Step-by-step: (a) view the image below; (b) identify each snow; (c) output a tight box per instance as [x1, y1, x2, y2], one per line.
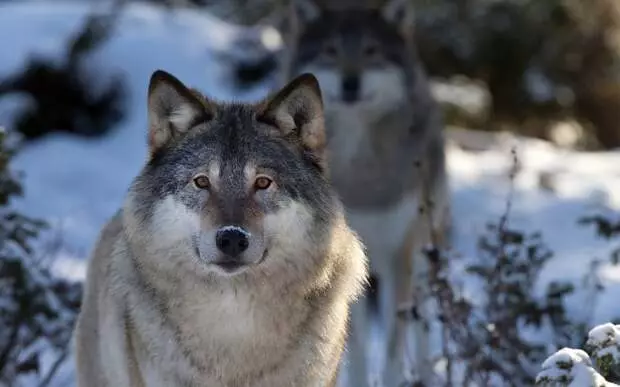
[589, 324, 620, 348]
[443, 132, 620, 360]
[587, 323, 620, 371]
[536, 347, 615, 386]
[1, 1, 620, 386]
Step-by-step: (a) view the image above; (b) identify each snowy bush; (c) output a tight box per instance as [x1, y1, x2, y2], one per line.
[0, 128, 82, 384]
[417, 177, 620, 386]
[536, 323, 620, 386]
[414, 150, 589, 386]
[422, 222, 579, 386]
[536, 347, 615, 387]
[585, 324, 620, 383]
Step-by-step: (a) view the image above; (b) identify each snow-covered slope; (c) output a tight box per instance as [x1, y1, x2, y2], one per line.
[1, 2, 619, 386]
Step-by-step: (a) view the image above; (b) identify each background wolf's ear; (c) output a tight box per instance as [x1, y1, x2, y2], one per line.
[290, 0, 322, 25]
[278, 0, 321, 37]
[258, 73, 326, 163]
[147, 70, 212, 154]
[380, 0, 416, 36]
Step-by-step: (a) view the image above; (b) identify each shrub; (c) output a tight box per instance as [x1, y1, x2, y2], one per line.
[0, 128, 82, 385]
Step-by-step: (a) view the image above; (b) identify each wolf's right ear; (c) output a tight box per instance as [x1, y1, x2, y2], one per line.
[258, 73, 326, 166]
[147, 70, 213, 154]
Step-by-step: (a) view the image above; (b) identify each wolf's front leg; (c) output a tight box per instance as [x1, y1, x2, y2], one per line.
[381, 251, 412, 387]
[407, 201, 452, 386]
[409, 247, 432, 385]
[346, 296, 370, 387]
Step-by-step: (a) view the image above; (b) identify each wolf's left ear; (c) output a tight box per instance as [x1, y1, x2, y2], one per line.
[147, 70, 213, 154]
[381, 0, 416, 36]
[258, 74, 326, 162]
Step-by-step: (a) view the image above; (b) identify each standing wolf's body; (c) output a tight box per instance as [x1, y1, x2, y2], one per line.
[73, 70, 368, 387]
[280, 1, 451, 385]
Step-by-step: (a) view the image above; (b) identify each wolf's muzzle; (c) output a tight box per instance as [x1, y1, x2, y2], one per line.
[341, 75, 360, 103]
[215, 226, 250, 257]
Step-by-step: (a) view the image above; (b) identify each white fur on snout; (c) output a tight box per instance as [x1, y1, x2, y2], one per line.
[263, 200, 314, 264]
[150, 196, 202, 247]
[297, 65, 407, 121]
[363, 66, 407, 114]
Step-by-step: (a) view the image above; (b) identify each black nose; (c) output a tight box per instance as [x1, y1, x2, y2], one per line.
[341, 75, 360, 103]
[215, 227, 250, 257]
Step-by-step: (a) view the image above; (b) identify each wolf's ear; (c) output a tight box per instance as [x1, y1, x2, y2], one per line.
[279, 0, 321, 37]
[147, 70, 213, 154]
[381, 0, 415, 36]
[290, 0, 322, 25]
[258, 73, 326, 161]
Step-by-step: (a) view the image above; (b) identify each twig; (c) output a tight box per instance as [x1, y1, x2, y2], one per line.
[497, 146, 518, 235]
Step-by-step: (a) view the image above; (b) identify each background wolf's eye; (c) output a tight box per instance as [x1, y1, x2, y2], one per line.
[193, 175, 210, 189]
[363, 43, 379, 58]
[323, 43, 338, 58]
[254, 176, 272, 190]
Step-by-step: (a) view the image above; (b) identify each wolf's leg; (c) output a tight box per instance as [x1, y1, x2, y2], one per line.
[381, 247, 413, 387]
[409, 192, 452, 385]
[347, 295, 370, 387]
[409, 245, 431, 385]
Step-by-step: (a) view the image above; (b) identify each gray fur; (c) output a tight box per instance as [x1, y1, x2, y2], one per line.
[279, 1, 451, 386]
[73, 70, 368, 387]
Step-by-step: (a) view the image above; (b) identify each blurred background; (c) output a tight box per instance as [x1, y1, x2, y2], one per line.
[0, 0, 619, 386]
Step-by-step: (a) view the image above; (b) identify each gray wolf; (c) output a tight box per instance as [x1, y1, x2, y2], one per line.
[73, 69, 368, 387]
[279, 0, 452, 385]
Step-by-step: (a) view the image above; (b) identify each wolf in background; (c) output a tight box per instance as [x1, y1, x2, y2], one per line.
[73, 70, 368, 387]
[279, 0, 452, 385]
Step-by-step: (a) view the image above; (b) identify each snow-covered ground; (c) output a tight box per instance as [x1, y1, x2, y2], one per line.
[1, 1, 620, 386]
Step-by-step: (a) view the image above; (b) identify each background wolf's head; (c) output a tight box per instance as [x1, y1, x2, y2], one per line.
[282, 0, 417, 115]
[124, 70, 342, 281]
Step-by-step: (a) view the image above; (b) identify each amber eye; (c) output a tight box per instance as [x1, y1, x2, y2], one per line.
[193, 175, 210, 190]
[254, 176, 273, 190]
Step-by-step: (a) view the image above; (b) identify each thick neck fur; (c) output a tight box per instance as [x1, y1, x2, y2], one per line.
[111, 209, 365, 386]
[324, 66, 444, 209]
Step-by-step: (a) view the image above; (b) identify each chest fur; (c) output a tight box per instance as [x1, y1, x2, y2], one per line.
[346, 194, 420, 266]
[128, 283, 309, 385]
[325, 107, 421, 209]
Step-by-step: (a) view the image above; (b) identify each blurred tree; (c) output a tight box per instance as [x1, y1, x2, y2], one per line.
[412, 0, 620, 148]
[0, 128, 82, 384]
[0, 8, 126, 141]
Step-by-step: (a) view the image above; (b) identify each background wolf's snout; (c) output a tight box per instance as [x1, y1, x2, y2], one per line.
[215, 227, 250, 257]
[341, 75, 360, 103]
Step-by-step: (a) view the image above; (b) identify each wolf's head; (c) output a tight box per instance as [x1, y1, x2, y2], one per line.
[124, 70, 343, 280]
[282, 0, 416, 114]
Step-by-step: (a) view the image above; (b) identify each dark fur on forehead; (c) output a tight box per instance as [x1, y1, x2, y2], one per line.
[141, 99, 334, 217]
